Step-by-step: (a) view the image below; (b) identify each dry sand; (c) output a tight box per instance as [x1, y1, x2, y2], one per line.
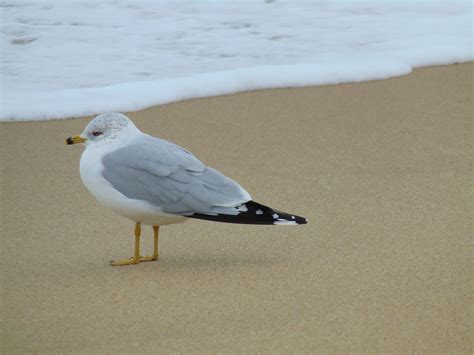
[1, 63, 472, 353]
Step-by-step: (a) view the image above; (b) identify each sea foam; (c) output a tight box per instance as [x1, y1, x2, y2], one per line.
[1, 0, 472, 121]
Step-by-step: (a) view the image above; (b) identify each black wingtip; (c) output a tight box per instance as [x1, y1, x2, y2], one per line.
[270, 211, 307, 225]
[188, 200, 307, 226]
[294, 216, 308, 225]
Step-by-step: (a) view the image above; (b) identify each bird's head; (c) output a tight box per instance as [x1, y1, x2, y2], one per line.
[65, 112, 138, 146]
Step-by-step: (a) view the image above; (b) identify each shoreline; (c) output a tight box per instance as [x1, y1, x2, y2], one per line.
[1, 62, 471, 122]
[1, 62, 472, 353]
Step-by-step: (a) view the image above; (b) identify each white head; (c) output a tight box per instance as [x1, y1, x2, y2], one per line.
[66, 112, 139, 146]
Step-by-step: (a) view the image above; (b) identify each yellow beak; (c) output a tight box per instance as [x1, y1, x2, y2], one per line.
[65, 135, 87, 145]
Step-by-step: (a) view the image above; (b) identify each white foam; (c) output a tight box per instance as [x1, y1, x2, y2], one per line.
[1, 0, 472, 121]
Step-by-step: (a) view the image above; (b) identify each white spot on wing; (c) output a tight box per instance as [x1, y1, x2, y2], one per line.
[256, 209, 263, 215]
[236, 204, 248, 212]
[272, 213, 279, 219]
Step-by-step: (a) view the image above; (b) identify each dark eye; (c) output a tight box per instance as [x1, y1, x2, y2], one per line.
[92, 131, 103, 137]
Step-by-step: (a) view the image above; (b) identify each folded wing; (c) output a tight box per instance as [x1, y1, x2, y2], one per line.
[102, 137, 251, 216]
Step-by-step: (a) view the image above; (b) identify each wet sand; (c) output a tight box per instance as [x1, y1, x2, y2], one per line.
[1, 63, 472, 353]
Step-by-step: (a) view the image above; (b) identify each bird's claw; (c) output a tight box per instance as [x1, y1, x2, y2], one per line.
[110, 255, 158, 266]
[110, 258, 140, 266]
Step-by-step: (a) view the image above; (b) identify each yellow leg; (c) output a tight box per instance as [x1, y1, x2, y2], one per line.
[110, 222, 141, 266]
[140, 225, 159, 262]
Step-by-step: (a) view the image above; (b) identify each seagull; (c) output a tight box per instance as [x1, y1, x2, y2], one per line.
[66, 112, 307, 266]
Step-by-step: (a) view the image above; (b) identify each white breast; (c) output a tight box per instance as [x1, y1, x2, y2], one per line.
[79, 146, 186, 226]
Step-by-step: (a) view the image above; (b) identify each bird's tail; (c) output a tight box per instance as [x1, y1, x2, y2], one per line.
[188, 201, 307, 225]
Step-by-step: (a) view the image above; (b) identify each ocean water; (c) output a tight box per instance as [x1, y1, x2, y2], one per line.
[1, 0, 472, 121]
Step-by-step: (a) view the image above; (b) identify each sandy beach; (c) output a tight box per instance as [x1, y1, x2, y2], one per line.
[1, 63, 472, 352]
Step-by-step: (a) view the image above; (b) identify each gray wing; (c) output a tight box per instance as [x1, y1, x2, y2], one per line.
[101, 136, 251, 215]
